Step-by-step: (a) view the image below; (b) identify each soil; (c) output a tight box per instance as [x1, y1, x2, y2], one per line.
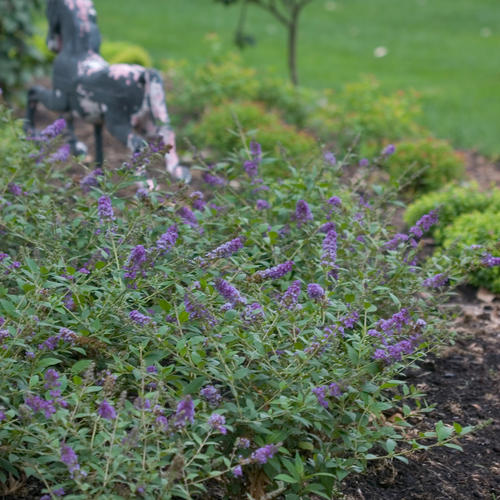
[5, 106, 500, 500]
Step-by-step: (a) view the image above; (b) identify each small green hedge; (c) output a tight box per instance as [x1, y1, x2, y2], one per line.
[442, 211, 500, 293]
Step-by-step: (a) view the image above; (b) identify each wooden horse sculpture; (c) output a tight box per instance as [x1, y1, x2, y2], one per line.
[26, 0, 190, 182]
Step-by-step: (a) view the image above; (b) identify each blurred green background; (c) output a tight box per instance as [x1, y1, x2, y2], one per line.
[90, 0, 498, 156]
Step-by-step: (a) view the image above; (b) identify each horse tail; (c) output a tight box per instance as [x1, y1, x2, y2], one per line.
[144, 69, 190, 182]
[144, 69, 170, 128]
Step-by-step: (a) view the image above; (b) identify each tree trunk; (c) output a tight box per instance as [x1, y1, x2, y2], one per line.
[287, 9, 299, 86]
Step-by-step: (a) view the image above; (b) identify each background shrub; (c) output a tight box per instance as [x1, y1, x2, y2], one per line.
[442, 211, 500, 293]
[101, 40, 153, 67]
[190, 100, 317, 168]
[384, 138, 465, 194]
[405, 183, 500, 242]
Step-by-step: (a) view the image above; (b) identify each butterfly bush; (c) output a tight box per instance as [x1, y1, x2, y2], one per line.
[0, 108, 485, 499]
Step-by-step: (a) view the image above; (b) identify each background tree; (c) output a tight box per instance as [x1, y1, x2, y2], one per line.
[215, 0, 316, 86]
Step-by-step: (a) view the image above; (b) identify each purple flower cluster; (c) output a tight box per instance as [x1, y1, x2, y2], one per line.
[40, 119, 67, 140]
[384, 233, 410, 250]
[321, 229, 338, 271]
[256, 199, 270, 210]
[80, 168, 103, 192]
[178, 206, 198, 229]
[173, 396, 195, 428]
[157, 225, 178, 252]
[377, 308, 411, 335]
[208, 413, 227, 434]
[323, 151, 336, 165]
[25, 395, 57, 418]
[98, 400, 117, 420]
[307, 283, 325, 301]
[251, 444, 279, 464]
[206, 237, 244, 260]
[60, 442, 83, 478]
[294, 200, 313, 226]
[49, 144, 70, 163]
[200, 385, 222, 407]
[123, 245, 148, 280]
[312, 383, 342, 408]
[38, 328, 77, 351]
[44, 369, 61, 389]
[342, 310, 359, 329]
[190, 191, 207, 211]
[422, 273, 448, 288]
[382, 144, 396, 156]
[280, 280, 302, 310]
[244, 141, 262, 178]
[255, 261, 293, 281]
[8, 183, 24, 196]
[202, 171, 226, 186]
[482, 253, 500, 267]
[242, 302, 265, 322]
[129, 310, 152, 325]
[409, 209, 439, 238]
[184, 293, 216, 325]
[97, 196, 114, 221]
[373, 335, 422, 363]
[215, 278, 246, 306]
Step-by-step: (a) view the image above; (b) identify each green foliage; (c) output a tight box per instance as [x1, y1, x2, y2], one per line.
[405, 183, 500, 242]
[384, 138, 465, 194]
[190, 100, 317, 169]
[442, 211, 500, 293]
[101, 40, 153, 67]
[0, 104, 480, 498]
[0, 0, 44, 95]
[306, 76, 423, 149]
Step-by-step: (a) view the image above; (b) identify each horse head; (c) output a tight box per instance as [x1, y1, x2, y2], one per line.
[45, 0, 101, 54]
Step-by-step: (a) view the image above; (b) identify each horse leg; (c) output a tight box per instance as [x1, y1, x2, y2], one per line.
[25, 85, 68, 134]
[157, 126, 191, 183]
[94, 123, 103, 166]
[66, 115, 88, 157]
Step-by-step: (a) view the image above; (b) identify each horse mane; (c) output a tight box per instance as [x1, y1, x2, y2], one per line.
[63, 0, 97, 35]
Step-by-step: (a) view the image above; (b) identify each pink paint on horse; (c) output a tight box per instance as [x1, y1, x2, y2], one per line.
[78, 52, 108, 76]
[148, 80, 168, 123]
[64, 0, 95, 33]
[108, 64, 144, 86]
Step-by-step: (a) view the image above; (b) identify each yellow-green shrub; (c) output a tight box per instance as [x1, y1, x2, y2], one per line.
[190, 101, 317, 167]
[442, 211, 500, 293]
[101, 41, 152, 67]
[405, 183, 500, 242]
[385, 138, 465, 194]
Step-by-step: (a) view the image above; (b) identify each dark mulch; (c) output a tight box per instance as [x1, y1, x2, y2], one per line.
[341, 287, 500, 500]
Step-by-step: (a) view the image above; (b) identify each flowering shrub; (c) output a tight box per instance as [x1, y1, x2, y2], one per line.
[405, 183, 500, 242]
[383, 138, 465, 194]
[0, 106, 488, 499]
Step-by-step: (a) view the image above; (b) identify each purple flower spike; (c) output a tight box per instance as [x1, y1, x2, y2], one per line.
[157, 225, 178, 252]
[206, 237, 244, 260]
[294, 200, 313, 226]
[382, 144, 395, 156]
[173, 396, 195, 428]
[255, 261, 294, 281]
[482, 253, 500, 267]
[323, 151, 336, 165]
[200, 385, 222, 407]
[98, 400, 117, 420]
[233, 465, 243, 478]
[97, 196, 114, 221]
[251, 444, 279, 464]
[307, 283, 325, 301]
[208, 413, 227, 434]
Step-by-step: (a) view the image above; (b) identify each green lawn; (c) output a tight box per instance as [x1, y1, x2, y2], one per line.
[93, 0, 500, 156]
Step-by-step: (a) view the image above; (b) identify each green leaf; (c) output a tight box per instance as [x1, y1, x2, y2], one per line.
[183, 377, 206, 395]
[274, 474, 298, 484]
[37, 358, 61, 370]
[443, 443, 463, 451]
[385, 438, 396, 454]
[71, 359, 93, 374]
[298, 441, 314, 451]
